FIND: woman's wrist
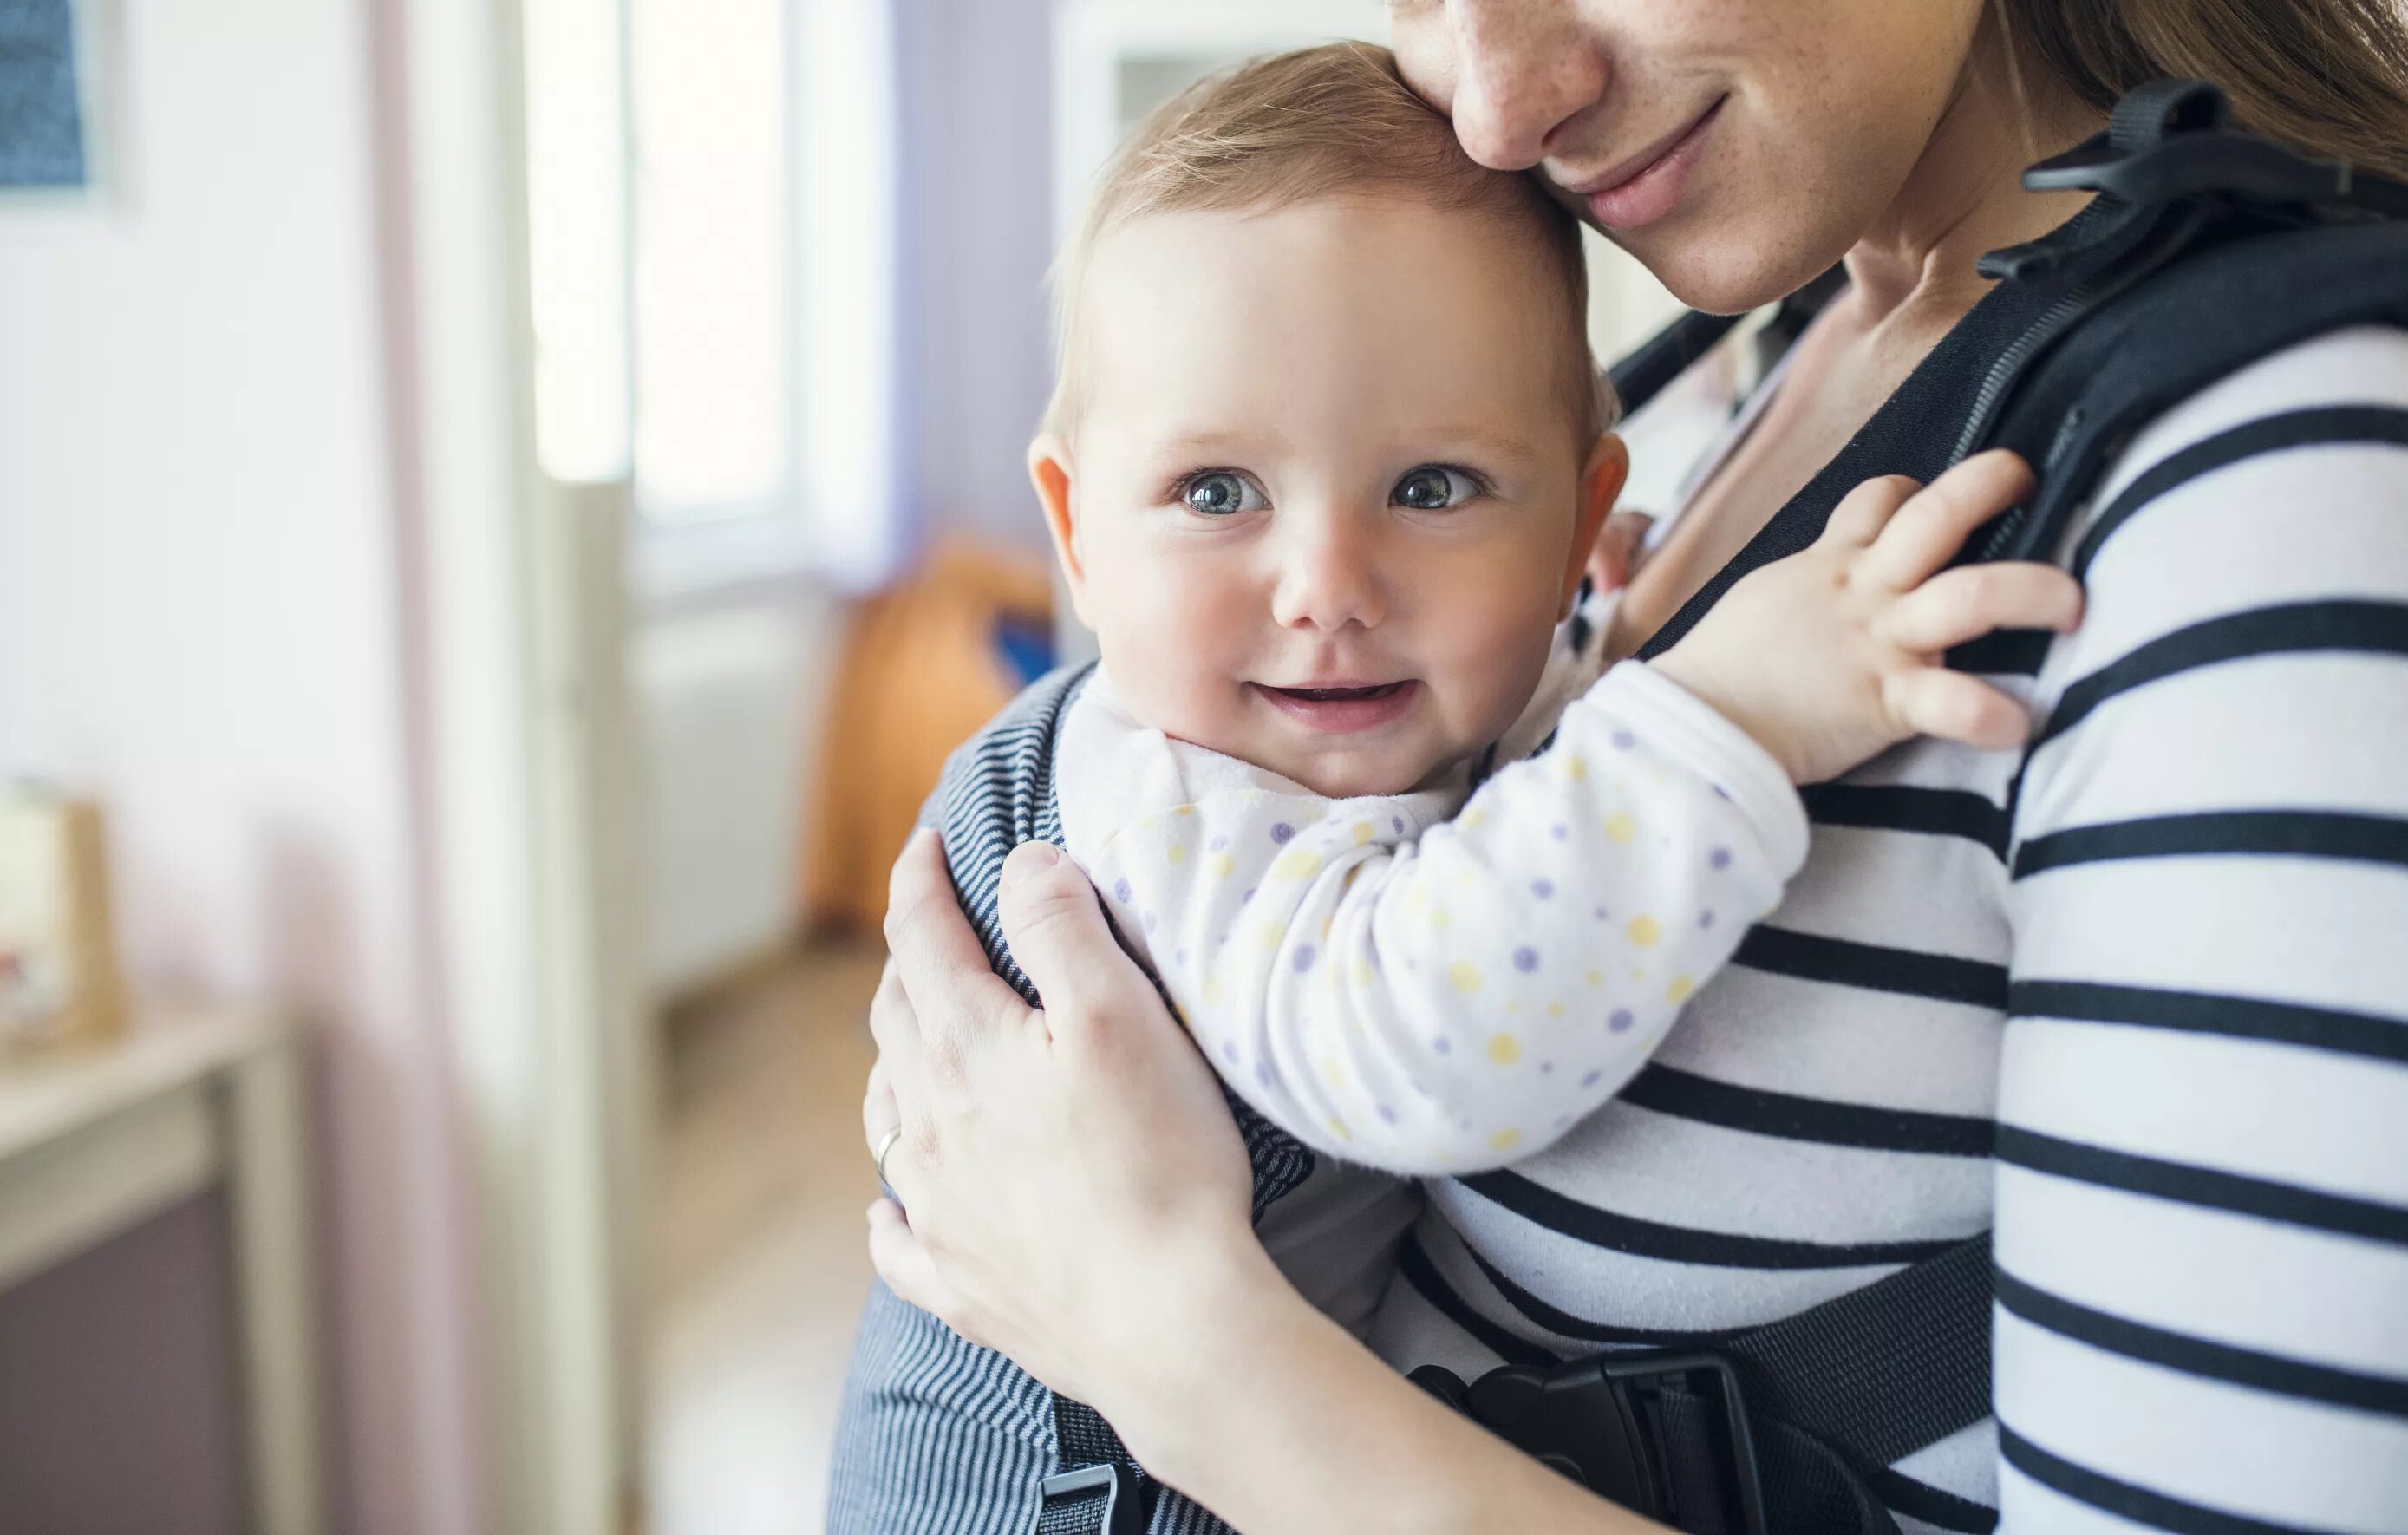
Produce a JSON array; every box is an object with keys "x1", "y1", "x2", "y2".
[
  {"x1": 1105, "y1": 1237, "x2": 1654, "y2": 1535},
  {"x1": 1087, "y1": 1232, "x2": 1302, "y2": 1474}
]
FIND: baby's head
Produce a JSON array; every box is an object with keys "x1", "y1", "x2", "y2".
[{"x1": 1032, "y1": 42, "x2": 1626, "y2": 799}]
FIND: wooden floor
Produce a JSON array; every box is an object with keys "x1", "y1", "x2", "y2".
[{"x1": 645, "y1": 940, "x2": 887, "y2": 1535}]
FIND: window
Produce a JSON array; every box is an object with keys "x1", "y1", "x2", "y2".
[{"x1": 629, "y1": 0, "x2": 790, "y2": 526}]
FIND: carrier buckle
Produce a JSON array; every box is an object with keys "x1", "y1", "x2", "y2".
[
  {"x1": 1034, "y1": 1462, "x2": 1143, "y2": 1535},
  {"x1": 1432, "y1": 1349, "x2": 1770, "y2": 1535}
]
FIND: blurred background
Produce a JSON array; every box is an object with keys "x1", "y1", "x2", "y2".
[{"x1": 0, "y1": 2, "x2": 1709, "y2": 1532}]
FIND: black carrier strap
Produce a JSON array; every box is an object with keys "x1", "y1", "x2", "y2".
[{"x1": 1413, "y1": 1237, "x2": 1993, "y2": 1535}]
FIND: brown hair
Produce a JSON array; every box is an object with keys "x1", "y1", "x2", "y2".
[
  {"x1": 1041, "y1": 42, "x2": 1607, "y2": 442},
  {"x1": 2004, "y1": 0, "x2": 2408, "y2": 180}
]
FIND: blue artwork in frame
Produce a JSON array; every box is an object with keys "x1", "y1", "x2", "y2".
[{"x1": 0, "y1": 0, "x2": 103, "y2": 198}]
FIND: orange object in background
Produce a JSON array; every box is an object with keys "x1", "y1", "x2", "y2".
[{"x1": 802, "y1": 543, "x2": 1055, "y2": 937}]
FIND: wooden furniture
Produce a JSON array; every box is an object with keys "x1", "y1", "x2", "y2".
[
  {"x1": 801, "y1": 542, "x2": 1054, "y2": 936},
  {"x1": 0, "y1": 1000, "x2": 323, "y2": 1535}
]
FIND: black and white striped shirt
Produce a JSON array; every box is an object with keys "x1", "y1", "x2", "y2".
[{"x1": 1370, "y1": 323, "x2": 2408, "y2": 1533}]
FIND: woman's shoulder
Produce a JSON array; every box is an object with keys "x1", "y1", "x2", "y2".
[
  {"x1": 2059, "y1": 323, "x2": 2408, "y2": 591},
  {"x1": 2098, "y1": 323, "x2": 2408, "y2": 499}
]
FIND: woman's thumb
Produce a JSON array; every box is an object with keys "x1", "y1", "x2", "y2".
[{"x1": 995, "y1": 841, "x2": 1148, "y2": 1030}]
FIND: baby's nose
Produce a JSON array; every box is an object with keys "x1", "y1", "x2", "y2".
[{"x1": 1269, "y1": 518, "x2": 1387, "y2": 632}]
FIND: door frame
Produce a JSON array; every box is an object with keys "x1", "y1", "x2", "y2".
[{"x1": 389, "y1": 0, "x2": 645, "y2": 1529}]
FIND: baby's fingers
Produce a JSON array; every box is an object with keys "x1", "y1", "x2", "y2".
[
  {"x1": 1878, "y1": 561, "x2": 2083, "y2": 653},
  {"x1": 1881, "y1": 670, "x2": 2034, "y2": 752},
  {"x1": 1861, "y1": 451, "x2": 2037, "y2": 590}
]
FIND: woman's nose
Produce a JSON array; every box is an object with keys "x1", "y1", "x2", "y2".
[
  {"x1": 1447, "y1": 0, "x2": 1610, "y2": 171},
  {"x1": 1269, "y1": 519, "x2": 1387, "y2": 634}
]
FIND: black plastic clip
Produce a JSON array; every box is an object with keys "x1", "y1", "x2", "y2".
[
  {"x1": 1034, "y1": 1462, "x2": 1143, "y2": 1535},
  {"x1": 1415, "y1": 1349, "x2": 1769, "y2": 1535}
]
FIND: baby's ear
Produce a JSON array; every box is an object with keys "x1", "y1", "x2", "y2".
[
  {"x1": 1028, "y1": 434, "x2": 1092, "y2": 626},
  {"x1": 1563, "y1": 433, "x2": 1632, "y2": 614}
]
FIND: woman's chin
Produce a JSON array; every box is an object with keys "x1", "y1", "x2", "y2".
[{"x1": 1614, "y1": 208, "x2": 1858, "y2": 317}]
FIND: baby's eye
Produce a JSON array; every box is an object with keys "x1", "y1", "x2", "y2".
[
  {"x1": 1391, "y1": 465, "x2": 1483, "y2": 511},
  {"x1": 1182, "y1": 471, "x2": 1269, "y2": 517}
]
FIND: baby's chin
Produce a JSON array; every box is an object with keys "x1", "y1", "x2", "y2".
[{"x1": 1257, "y1": 743, "x2": 1468, "y2": 802}]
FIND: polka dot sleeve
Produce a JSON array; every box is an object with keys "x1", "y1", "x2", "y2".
[{"x1": 1085, "y1": 661, "x2": 1808, "y2": 1175}]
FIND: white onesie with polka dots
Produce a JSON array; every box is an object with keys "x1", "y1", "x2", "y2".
[{"x1": 1055, "y1": 641, "x2": 1810, "y2": 1176}]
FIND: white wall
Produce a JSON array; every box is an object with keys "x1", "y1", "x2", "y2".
[
  {"x1": 0, "y1": 2, "x2": 486, "y2": 1531},
  {"x1": 636, "y1": 595, "x2": 844, "y2": 995}
]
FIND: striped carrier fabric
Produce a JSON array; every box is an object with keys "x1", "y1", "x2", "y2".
[{"x1": 826, "y1": 662, "x2": 1315, "y2": 1535}]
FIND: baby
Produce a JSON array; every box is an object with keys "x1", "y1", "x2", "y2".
[
  {"x1": 1032, "y1": 43, "x2": 2059, "y2": 1175},
  {"x1": 828, "y1": 42, "x2": 2072, "y2": 1533}
]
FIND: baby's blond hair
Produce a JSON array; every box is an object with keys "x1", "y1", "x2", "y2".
[{"x1": 1041, "y1": 42, "x2": 1612, "y2": 444}]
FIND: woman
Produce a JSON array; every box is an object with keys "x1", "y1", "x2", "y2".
[{"x1": 857, "y1": 1, "x2": 2408, "y2": 1530}]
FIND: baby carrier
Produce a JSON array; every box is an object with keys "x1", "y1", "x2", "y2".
[{"x1": 834, "y1": 80, "x2": 2408, "y2": 1535}]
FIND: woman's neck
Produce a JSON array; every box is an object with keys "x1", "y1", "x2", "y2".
[{"x1": 1843, "y1": 22, "x2": 2101, "y2": 329}]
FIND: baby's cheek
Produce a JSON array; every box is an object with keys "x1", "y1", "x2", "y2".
[
  {"x1": 1426, "y1": 595, "x2": 1560, "y2": 742},
  {"x1": 1093, "y1": 606, "x2": 1260, "y2": 755}
]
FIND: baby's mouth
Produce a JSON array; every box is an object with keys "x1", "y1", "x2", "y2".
[{"x1": 1253, "y1": 680, "x2": 1420, "y2": 734}]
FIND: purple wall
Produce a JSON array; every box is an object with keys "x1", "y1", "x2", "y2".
[{"x1": 896, "y1": 0, "x2": 1060, "y2": 557}]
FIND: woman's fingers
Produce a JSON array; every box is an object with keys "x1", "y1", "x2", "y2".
[
  {"x1": 883, "y1": 827, "x2": 1041, "y2": 1067},
  {"x1": 1878, "y1": 560, "x2": 2085, "y2": 652},
  {"x1": 1861, "y1": 450, "x2": 2037, "y2": 590},
  {"x1": 863, "y1": 1053, "x2": 898, "y2": 1148},
  {"x1": 867, "y1": 1198, "x2": 958, "y2": 1327},
  {"x1": 1880, "y1": 668, "x2": 2035, "y2": 751},
  {"x1": 865, "y1": 959, "x2": 923, "y2": 1092},
  {"x1": 994, "y1": 841, "x2": 1164, "y2": 1048}
]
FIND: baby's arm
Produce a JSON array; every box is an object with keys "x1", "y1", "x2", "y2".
[
  {"x1": 1095, "y1": 453, "x2": 2087, "y2": 1173},
  {"x1": 1093, "y1": 661, "x2": 1804, "y2": 1174}
]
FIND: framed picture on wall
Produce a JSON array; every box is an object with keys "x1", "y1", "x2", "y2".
[{"x1": 0, "y1": 0, "x2": 111, "y2": 207}]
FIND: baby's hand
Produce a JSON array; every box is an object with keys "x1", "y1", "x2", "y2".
[{"x1": 1652, "y1": 450, "x2": 2081, "y2": 785}]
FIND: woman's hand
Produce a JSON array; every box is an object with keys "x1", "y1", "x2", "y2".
[{"x1": 862, "y1": 829, "x2": 1258, "y2": 1413}]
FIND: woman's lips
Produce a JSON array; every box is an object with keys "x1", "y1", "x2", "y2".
[
  {"x1": 1577, "y1": 97, "x2": 1725, "y2": 232},
  {"x1": 1253, "y1": 680, "x2": 1419, "y2": 733}
]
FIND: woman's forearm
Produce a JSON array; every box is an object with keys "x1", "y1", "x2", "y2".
[{"x1": 1108, "y1": 1241, "x2": 1661, "y2": 1535}]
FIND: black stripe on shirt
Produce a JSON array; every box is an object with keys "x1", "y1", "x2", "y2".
[
  {"x1": 1734, "y1": 925, "x2": 2010, "y2": 1011},
  {"x1": 1863, "y1": 1468, "x2": 1999, "y2": 1534},
  {"x1": 2033, "y1": 598, "x2": 2408, "y2": 751},
  {"x1": 2073, "y1": 406, "x2": 2408, "y2": 583},
  {"x1": 2010, "y1": 978, "x2": 2408, "y2": 1066},
  {"x1": 1455, "y1": 1169, "x2": 1964, "y2": 1269},
  {"x1": 1622, "y1": 1064, "x2": 1995, "y2": 1157},
  {"x1": 1996, "y1": 1124, "x2": 2408, "y2": 1248},
  {"x1": 1450, "y1": 1235, "x2": 1735, "y2": 1347},
  {"x1": 1395, "y1": 1232, "x2": 1560, "y2": 1368},
  {"x1": 2000, "y1": 1425, "x2": 2312, "y2": 1535},
  {"x1": 1996, "y1": 1268, "x2": 2408, "y2": 1419},
  {"x1": 1801, "y1": 783, "x2": 2010, "y2": 859},
  {"x1": 2014, "y1": 807, "x2": 2408, "y2": 879}
]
